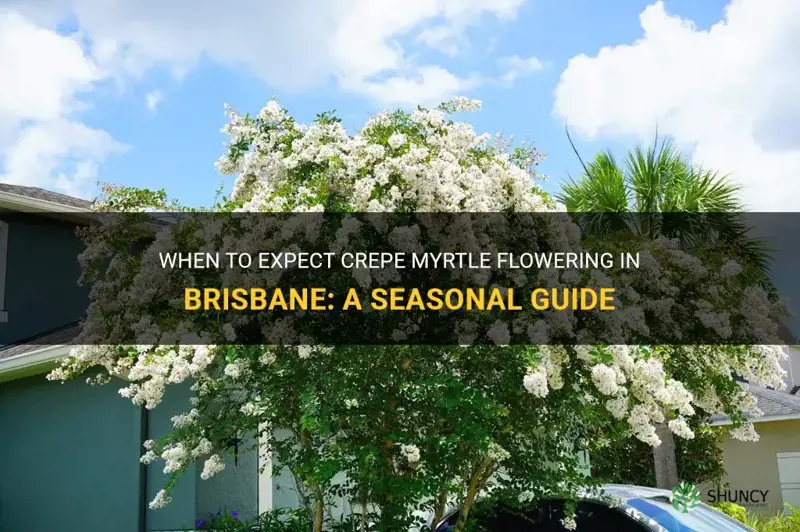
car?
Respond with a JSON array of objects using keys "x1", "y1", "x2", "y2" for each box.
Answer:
[{"x1": 432, "y1": 484, "x2": 756, "y2": 531}]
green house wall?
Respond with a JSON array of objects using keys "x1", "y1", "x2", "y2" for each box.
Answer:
[
  {"x1": 0, "y1": 213, "x2": 90, "y2": 345},
  {"x1": 0, "y1": 374, "x2": 259, "y2": 532},
  {"x1": 0, "y1": 374, "x2": 141, "y2": 532}
]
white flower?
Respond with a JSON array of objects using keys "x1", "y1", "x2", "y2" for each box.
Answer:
[
  {"x1": 400, "y1": 444, "x2": 421, "y2": 464},
  {"x1": 604, "y1": 494, "x2": 626, "y2": 508},
  {"x1": 222, "y1": 323, "x2": 237, "y2": 342},
  {"x1": 193, "y1": 438, "x2": 213, "y2": 457},
  {"x1": 241, "y1": 402, "x2": 266, "y2": 416},
  {"x1": 451, "y1": 96, "x2": 482, "y2": 112},
  {"x1": 605, "y1": 396, "x2": 629, "y2": 420},
  {"x1": 171, "y1": 408, "x2": 199, "y2": 428},
  {"x1": 523, "y1": 369, "x2": 549, "y2": 398},
  {"x1": 149, "y1": 489, "x2": 171, "y2": 509},
  {"x1": 259, "y1": 350, "x2": 276, "y2": 365},
  {"x1": 345, "y1": 398, "x2": 359, "y2": 409},
  {"x1": 224, "y1": 360, "x2": 243, "y2": 379},
  {"x1": 488, "y1": 442, "x2": 510, "y2": 462},
  {"x1": 297, "y1": 345, "x2": 313, "y2": 359},
  {"x1": 591, "y1": 364, "x2": 619, "y2": 396},
  {"x1": 561, "y1": 516, "x2": 577, "y2": 530},
  {"x1": 720, "y1": 260, "x2": 743, "y2": 278},
  {"x1": 487, "y1": 321, "x2": 510, "y2": 345},
  {"x1": 201, "y1": 454, "x2": 226, "y2": 480},
  {"x1": 628, "y1": 404, "x2": 661, "y2": 447},
  {"x1": 387, "y1": 133, "x2": 407, "y2": 149},
  {"x1": 161, "y1": 443, "x2": 188, "y2": 473},
  {"x1": 140, "y1": 450, "x2": 158, "y2": 465},
  {"x1": 668, "y1": 417, "x2": 695, "y2": 439},
  {"x1": 730, "y1": 422, "x2": 759, "y2": 442}
]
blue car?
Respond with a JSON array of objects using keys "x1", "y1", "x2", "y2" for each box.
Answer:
[{"x1": 433, "y1": 484, "x2": 755, "y2": 531}]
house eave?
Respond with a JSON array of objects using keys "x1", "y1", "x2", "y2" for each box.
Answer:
[
  {"x1": 711, "y1": 412, "x2": 800, "y2": 426},
  {"x1": 0, "y1": 344, "x2": 71, "y2": 382},
  {"x1": 0, "y1": 190, "x2": 89, "y2": 214}
]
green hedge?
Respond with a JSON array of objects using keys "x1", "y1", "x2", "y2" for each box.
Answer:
[
  {"x1": 712, "y1": 501, "x2": 747, "y2": 522},
  {"x1": 714, "y1": 502, "x2": 800, "y2": 532},
  {"x1": 743, "y1": 504, "x2": 800, "y2": 532}
]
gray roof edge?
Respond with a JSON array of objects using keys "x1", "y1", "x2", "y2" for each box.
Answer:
[{"x1": 0, "y1": 183, "x2": 93, "y2": 209}]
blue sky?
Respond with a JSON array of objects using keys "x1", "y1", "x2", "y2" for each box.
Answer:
[
  {"x1": 82, "y1": 0, "x2": 729, "y2": 208},
  {"x1": 1, "y1": 0, "x2": 798, "y2": 334},
  {"x1": 1, "y1": 0, "x2": 749, "y2": 208}
]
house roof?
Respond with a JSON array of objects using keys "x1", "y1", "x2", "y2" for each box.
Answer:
[
  {"x1": 711, "y1": 383, "x2": 800, "y2": 425},
  {"x1": 0, "y1": 324, "x2": 82, "y2": 362},
  {"x1": 0, "y1": 183, "x2": 93, "y2": 210}
]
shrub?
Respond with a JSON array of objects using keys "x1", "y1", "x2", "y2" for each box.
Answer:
[
  {"x1": 744, "y1": 504, "x2": 800, "y2": 532},
  {"x1": 711, "y1": 501, "x2": 747, "y2": 523},
  {"x1": 193, "y1": 508, "x2": 314, "y2": 531}
]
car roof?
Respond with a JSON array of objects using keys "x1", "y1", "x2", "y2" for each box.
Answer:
[
  {"x1": 593, "y1": 484, "x2": 674, "y2": 501},
  {"x1": 432, "y1": 484, "x2": 674, "y2": 528}
]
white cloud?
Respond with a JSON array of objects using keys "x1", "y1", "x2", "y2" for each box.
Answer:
[
  {"x1": 145, "y1": 90, "x2": 162, "y2": 111},
  {"x1": 354, "y1": 66, "x2": 482, "y2": 105},
  {"x1": 1, "y1": 0, "x2": 533, "y2": 196},
  {"x1": 2, "y1": 120, "x2": 126, "y2": 197},
  {"x1": 7, "y1": 0, "x2": 528, "y2": 106},
  {"x1": 415, "y1": 25, "x2": 461, "y2": 57},
  {"x1": 497, "y1": 54, "x2": 544, "y2": 83},
  {"x1": 553, "y1": 0, "x2": 800, "y2": 211},
  {"x1": 0, "y1": 9, "x2": 126, "y2": 198}
]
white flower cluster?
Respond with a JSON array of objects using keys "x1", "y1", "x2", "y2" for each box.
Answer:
[
  {"x1": 400, "y1": 444, "x2": 421, "y2": 464},
  {"x1": 560, "y1": 516, "x2": 577, "y2": 530},
  {"x1": 50, "y1": 344, "x2": 216, "y2": 410},
  {"x1": 730, "y1": 422, "x2": 760, "y2": 442},
  {"x1": 215, "y1": 97, "x2": 558, "y2": 214},
  {"x1": 523, "y1": 369, "x2": 548, "y2": 398},
  {"x1": 519, "y1": 345, "x2": 778, "y2": 446},
  {"x1": 200, "y1": 454, "x2": 226, "y2": 480}
]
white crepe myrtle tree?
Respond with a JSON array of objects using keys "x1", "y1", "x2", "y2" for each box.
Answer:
[{"x1": 49, "y1": 98, "x2": 787, "y2": 532}]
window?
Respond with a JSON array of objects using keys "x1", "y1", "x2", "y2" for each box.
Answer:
[
  {"x1": 436, "y1": 500, "x2": 645, "y2": 531},
  {"x1": 550, "y1": 501, "x2": 645, "y2": 532},
  {"x1": 437, "y1": 501, "x2": 550, "y2": 531},
  {"x1": 0, "y1": 220, "x2": 7, "y2": 322}
]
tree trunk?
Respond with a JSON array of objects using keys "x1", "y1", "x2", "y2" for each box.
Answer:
[
  {"x1": 312, "y1": 489, "x2": 325, "y2": 532},
  {"x1": 653, "y1": 420, "x2": 679, "y2": 489},
  {"x1": 431, "y1": 488, "x2": 448, "y2": 529},
  {"x1": 453, "y1": 456, "x2": 494, "y2": 532},
  {"x1": 298, "y1": 428, "x2": 326, "y2": 532}
]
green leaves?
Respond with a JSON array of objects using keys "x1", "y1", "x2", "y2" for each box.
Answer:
[
  {"x1": 299, "y1": 390, "x2": 321, "y2": 432},
  {"x1": 589, "y1": 345, "x2": 612, "y2": 364},
  {"x1": 315, "y1": 110, "x2": 342, "y2": 125}
]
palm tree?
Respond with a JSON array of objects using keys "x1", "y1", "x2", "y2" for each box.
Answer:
[
  {"x1": 558, "y1": 133, "x2": 769, "y2": 490},
  {"x1": 560, "y1": 135, "x2": 769, "y2": 268}
]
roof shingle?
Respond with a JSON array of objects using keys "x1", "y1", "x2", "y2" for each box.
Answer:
[
  {"x1": 712, "y1": 383, "x2": 800, "y2": 424},
  {"x1": 0, "y1": 183, "x2": 92, "y2": 209},
  {"x1": 0, "y1": 324, "x2": 81, "y2": 361}
]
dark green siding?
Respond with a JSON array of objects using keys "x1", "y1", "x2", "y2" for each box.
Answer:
[
  {"x1": 0, "y1": 213, "x2": 89, "y2": 344},
  {"x1": 0, "y1": 375, "x2": 141, "y2": 532}
]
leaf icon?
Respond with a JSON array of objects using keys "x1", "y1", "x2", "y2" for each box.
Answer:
[{"x1": 671, "y1": 481, "x2": 701, "y2": 513}]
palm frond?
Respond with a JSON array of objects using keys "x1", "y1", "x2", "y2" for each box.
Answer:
[{"x1": 562, "y1": 132, "x2": 771, "y2": 274}]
